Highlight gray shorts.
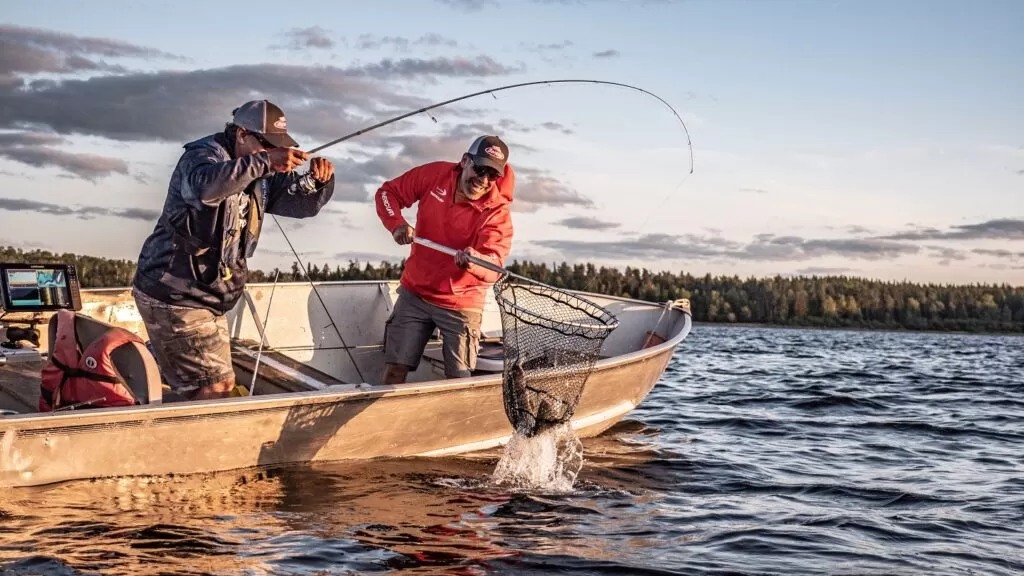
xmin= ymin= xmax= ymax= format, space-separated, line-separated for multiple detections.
xmin=132 ymin=287 xmax=235 ymax=391
xmin=384 ymin=286 xmax=482 ymax=378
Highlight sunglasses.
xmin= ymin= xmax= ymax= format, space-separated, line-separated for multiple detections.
xmin=246 ymin=131 xmax=277 ymax=149
xmin=472 ymin=164 xmax=501 ymax=180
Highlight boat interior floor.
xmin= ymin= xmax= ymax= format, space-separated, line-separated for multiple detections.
xmin=1 ymin=332 xmax=619 ymax=415
xmin=0 ymin=340 xmax=353 ymax=415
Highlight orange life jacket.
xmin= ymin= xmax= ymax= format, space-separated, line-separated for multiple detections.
xmin=39 ymin=310 xmax=142 ymax=412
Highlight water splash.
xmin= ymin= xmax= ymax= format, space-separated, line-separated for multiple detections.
xmin=490 ymin=422 xmax=584 ymax=493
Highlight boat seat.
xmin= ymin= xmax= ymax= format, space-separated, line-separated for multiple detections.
xmin=422 ymin=339 xmax=505 ymax=373
xmin=47 ymin=313 xmax=164 ymax=405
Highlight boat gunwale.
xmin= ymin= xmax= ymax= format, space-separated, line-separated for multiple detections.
xmin=0 ymin=293 xmax=691 ymax=430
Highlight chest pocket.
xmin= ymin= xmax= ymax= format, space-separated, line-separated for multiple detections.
xmin=224 ymin=180 xmax=266 ymax=264
xmin=242 ymin=180 xmax=267 ymax=258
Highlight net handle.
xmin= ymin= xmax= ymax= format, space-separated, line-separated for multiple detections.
xmin=413 ymin=237 xmax=534 ymax=283
xmin=414 ymin=236 xmax=619 ymax=332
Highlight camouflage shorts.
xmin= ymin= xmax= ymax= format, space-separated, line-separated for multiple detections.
xmin=132 ymin=287 xmax=235 ymax=392
xmin=384 ymin=285 xmax=481 ymax=378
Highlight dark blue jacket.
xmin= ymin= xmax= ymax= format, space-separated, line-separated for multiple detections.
xmin=133 ymin=133 xmax=335 ymax=314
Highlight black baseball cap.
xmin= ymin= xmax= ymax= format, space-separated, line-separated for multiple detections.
xmin=467 ymin=135 xmax=509 ymax=174
xmin=232 ymin=99 xmax=299 ymax=148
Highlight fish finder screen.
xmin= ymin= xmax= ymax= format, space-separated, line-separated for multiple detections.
xmin=1 ymin=265 xmax=77 ymax=311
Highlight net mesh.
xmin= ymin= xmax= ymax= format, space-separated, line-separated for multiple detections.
xmin=494 ymin=275 xmax=619 ymax=437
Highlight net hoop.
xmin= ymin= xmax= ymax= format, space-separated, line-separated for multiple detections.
xmin=493 ymin=278 xmax=619 ymax=338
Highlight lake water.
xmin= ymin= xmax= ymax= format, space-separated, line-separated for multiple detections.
xmin=1 ymin=325 xmax=1021 ymax=575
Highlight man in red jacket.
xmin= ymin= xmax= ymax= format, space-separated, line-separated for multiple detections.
xmin=375 ymin=135 xmax=514 ymax=384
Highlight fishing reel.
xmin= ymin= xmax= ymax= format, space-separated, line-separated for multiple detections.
xmin=0 ymin=316 xmax=43 ymax=367
xmin=0 ymin=315 xmax=42 ymax=350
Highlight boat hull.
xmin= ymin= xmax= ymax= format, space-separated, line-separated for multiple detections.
xmin=0 ymin=282 xmax=691 ymax=488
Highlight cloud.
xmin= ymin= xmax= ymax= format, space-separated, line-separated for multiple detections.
xmin=0 ymin=25 xmax=524 ymax=148
xmin=272 ymin=26 xmax=337 ymax=51
xmin=0 ymin=24 xmax=180 ymax=81
xmin=738 ymin=187 xmax=768 ymax=194
xmin=535 ymin=233 xmax=735 ymax=261
xmin=736 ymin=235 xmax=920 ymax=261
xmin=434 ymin=0 xmax=496 ymax=10
xmin=555 ymin=216 xmax=620 ymax=230
xmin=539 ymin=121 xmax=574 ymax=135
xmin=321 ymin=124 xmax=579 ymax=205
xmin=876 ymin=219 xmax=1024 ymax=241
xmin=533 ymin=232 xmax=920 ymax=263
xmin=347 ymin=55 xmax=519 ymax=80
xmin=972 ymin=248 xmax=1024 ymax=260
xmin=436 ymin=0 xmax=683 ymax=9
xmin=0 ymin=60 xmax=520 ymax=145
xmin=0 ymin=197 xmax=158 ymax=221
xmin=522 ymin=41 xmax=573 ymax=53
xmin=258 ymin=248 xmax=325 ymax=261
xmin=353 ymin=34 xmax=459 ymax=52
xmin=518 ymin=41 xmax=575 ymax=65
xmin=331 ymin=251 xmax=405 ymax=264
xmin=535 ymin=0 xmax=684 ymax=3
xmin=796 ymin=266 xmax=855 ymax=276
xmin=512 ymin=166 xmax=595 ymax=212
xmin=0 ymin=130 xmax=129 ymax=180
xmin=524 ymin=219 xmax=1020 ymax=267
xmin=593 ymin=49 xmax=620 ymax=59
xmin=417 ymin=33 xmax=460 ymax=48
xmin=926 ymin=246 xmax=969 ymax=266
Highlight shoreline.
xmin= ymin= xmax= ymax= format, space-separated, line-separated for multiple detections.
xmin=691 ymin=321 xmax=1024 ymax=338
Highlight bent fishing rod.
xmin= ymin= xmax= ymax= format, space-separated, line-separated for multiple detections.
xmin=267 ymin=79 xmax=695 ymax=384
xmin=306 ymin=78 xmax=694 ymax=174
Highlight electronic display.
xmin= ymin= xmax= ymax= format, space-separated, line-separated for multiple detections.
xmin=0 ymin=263 xmax=82 ymax=313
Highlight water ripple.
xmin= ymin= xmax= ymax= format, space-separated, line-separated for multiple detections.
xmin=0 ymin=325 xmax=1020 ymax=575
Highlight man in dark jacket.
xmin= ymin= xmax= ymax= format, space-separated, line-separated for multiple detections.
xmin=132 ymin=99 xmax=336 ymax=400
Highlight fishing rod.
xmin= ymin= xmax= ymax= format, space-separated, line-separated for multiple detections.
xmin=305 ymin=79 xmax=694 ymax=174
xmin=270 ymin=79 xmax=694 ymax=383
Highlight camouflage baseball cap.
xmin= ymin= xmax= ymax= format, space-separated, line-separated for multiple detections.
xmin=231 ymin=100 xmax=299 ymax=148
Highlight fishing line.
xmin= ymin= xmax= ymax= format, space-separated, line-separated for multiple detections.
xmin=249 ymin=269 xmax=280 ymax=395
xmin=270 ymin=214 xmax=366 ymax=383
xmin=269 ymin=79 xmax=695 ymax=382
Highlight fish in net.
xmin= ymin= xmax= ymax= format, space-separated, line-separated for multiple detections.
xmin=493 ymin=275 xmax=619 ymax=437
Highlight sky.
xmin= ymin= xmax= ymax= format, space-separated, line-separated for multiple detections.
xmin=1 ymin=0 xmax=1022 ymax=286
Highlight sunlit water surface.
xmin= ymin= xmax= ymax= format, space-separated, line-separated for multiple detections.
xmin=1 ymin=325 xmax=1021 ymax=575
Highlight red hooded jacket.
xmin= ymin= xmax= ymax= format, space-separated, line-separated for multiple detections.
xmin=375 ymin=161 xmax=514 ymax=311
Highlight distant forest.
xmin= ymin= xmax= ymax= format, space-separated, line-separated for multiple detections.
xmin=3 ymin=245 xmax=1022 ymax=334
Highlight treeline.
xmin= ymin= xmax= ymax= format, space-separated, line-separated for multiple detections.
xmin=0 ymin=246 xmax=138 ymax=288
xmin=3 ymin=246 xmax=1022 ymax=333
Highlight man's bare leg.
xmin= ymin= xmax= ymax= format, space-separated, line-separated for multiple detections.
xmin=382 ymin=363 xmax=409 ymax=385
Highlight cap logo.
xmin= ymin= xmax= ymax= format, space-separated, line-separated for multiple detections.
xmin=484 ymin=145 xmax=505 ymax=160
xmin=273 ymin=116 xmax=287 ymax=130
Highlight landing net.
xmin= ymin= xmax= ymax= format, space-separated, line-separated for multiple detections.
xmin=494 ymin=275 xmax=619 ymax=437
